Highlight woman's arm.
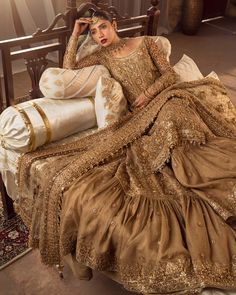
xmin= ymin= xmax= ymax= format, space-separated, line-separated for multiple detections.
xmin=133 ymin=37 xmax=178 ymax=108
xmin=63 ymin=34 xmax=101 ymax=69
xmin=63 ymin=35 xmax=80 ymax=69
xmin=63 ymin=18 xmax=101 ymax=69
xmin=144 ymin=36 xmax=178 ymax=97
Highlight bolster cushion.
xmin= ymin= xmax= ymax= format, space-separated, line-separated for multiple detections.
xmin=0 ymin=97 xmax=97 ymax=152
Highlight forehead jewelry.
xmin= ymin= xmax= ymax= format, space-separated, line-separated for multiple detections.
xmin=91 ymin=16 xmax=100 ymax=24
xmin=91 ymin=15 xmax=107 ymax=25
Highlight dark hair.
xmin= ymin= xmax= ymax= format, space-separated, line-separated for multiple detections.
xmin=91 ymin=10 xmax=113 ymax=23
xmin=79 ymin=10 xmax=114 ymax=35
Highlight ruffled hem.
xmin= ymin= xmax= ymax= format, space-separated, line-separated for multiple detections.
xmin=59 ymin=162 xmax=236 ymax=294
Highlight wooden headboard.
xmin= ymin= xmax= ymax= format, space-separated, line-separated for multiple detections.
xmin=0 ymin=0 xmax=160 ymax=112
xmin=0 ymin=0 xmax=160 ymax=220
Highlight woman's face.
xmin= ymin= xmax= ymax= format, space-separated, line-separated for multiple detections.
xmin=90 ymin=18 xmax=118 ymax=47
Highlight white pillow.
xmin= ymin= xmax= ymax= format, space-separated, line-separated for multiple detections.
xmin=173 ymin=54 xmax=204 ymax=82
xmin=77 ymin=34 xmax=101 ymax=61
xmin=0 ymin=97 xmax=96 ymax=152
xmin=152 ymin=36 xmax=171 ymax=62
xmin=95 ymin=76 xmax=128 ymax=128
xmin=206 ymin=71 xmax=220 ymax=80
xmin=39 ymin=66 xmax=110 ymax=99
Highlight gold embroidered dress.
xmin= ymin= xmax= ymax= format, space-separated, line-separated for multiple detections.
xmin=17 ymin=36 xmax=236 ymax=295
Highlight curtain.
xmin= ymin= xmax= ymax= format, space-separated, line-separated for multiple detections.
xmin=108 ymin=0 xmax=177 ymax=35
xmin=0 ymin=0 xmax=55 ymax=41
xmin=0 ymin=0 xmax=56 ymax=75
xmin=108 ymin=0 xmax=141 ymax=16
xmin=0 ymin=0 xmax=94 ymax=77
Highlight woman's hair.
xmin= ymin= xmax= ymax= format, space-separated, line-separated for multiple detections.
xmin=91 ymin=10 xmax=113 ymax=23
xmin=79 ymin=10 xmax=114 ymax=35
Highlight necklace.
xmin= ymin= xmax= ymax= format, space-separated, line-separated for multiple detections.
xmin=104 ymin=38 xmax=127 ymax=55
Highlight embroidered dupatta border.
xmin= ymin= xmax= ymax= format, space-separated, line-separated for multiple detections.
xmin=16 ymin=78 xmax=236 ymax=266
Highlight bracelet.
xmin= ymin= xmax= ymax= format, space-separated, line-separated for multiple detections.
xmin=145 ymin=88 xmax=153 ymax=98
xmin=144 ymin=89 xmax=153 ymax=100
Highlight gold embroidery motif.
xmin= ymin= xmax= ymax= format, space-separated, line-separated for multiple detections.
xmin=60 ymin=241 xmax=236 ymax=294
xmin=54 ymin=91 xmax=63 ymax=97
xmin=99 ymin=76 xmax=127 ymax=126
xmin=54 ymin=80 xmax=63 ymax=86
xmin=42 ymin=77 xmax=48 ymax=83
xmin=16 ymin=34 xmax=236 ymax=294
xmin=17 ymin=78 xmax=236 ymax=268
xmin=63 ymin=35 xmax=79 ymax=69
xmin=63 ymin=35 xmax=101 ymax=69
xmin=50 ymin=69 xmax=60 ymax=75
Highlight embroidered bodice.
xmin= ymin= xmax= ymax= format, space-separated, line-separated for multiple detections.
xmin=63 ymin=36 xmax=178 ymax=105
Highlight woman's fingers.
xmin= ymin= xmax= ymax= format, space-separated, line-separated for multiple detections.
xmin=134 ymin=98 xmax=145 ymax=107
xmin=77 ymin=18 xmax=93 ymax=24
xmin=133 ymin=96 xmax=142 ymax=106
xmin=132 ymin=93 xmax=150 ymax=108
xmin=73 ymin=18 xmax=93 ymax=35
xmin=134 ymin=98 xmax=149 ymax=108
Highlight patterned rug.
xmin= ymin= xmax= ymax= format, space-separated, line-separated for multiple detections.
xmin=0 ymin=203 xmax=30 ymax=270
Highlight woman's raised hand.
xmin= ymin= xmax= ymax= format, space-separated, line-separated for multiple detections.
xmin=72 ymin=18 xmax=93 ymax=37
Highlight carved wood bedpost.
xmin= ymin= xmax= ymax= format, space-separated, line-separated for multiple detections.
xmin=66 ymin=0 xmax=78 ymax=31
xmin=147 ymin=0 xmax=160 ymax=36
xmin=20 ymin=0 xmax=79 ymax=101
xmin=91 ymin=0 xmax=99 ymax=5
xmin=0 ymin=176 xmax=15 ymax=220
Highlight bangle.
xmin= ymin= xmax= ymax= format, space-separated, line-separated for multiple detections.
xmin=144 ymin=89 xmax=153 ymax=100
xmin=143 ymin=92 xmax=150 ymax=100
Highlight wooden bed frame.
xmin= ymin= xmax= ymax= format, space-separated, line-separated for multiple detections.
xmin=0 ymin=0 xmax=160 ymax=220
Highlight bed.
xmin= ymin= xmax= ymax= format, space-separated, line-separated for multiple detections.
xmin=0 ymin=0 xmax=160 ymax=220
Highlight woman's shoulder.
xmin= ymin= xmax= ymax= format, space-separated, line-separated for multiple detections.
xmin=128 ymin=35 xmax=159 ymax=48
xmin=125 ymin=36 xmax=149 ymax=52
xmin=126 ymin=36 xmax=143 ymax=46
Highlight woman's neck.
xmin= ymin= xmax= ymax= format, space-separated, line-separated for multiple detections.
xmin=110 ymin=35 xmax=122 ymax=45
xmin=105 ymin=38 xmax=127 ymax=55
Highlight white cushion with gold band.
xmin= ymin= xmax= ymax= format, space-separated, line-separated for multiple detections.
xmin=0 ymin=97 xmax=97 ymax=152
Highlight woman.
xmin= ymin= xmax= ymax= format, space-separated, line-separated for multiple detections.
xmin=17 ymin=10 xmax=236 ymax=295
xmin=63 ymin=11 xmax=177 ymax=110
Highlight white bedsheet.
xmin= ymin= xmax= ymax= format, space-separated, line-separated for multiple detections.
xmin=0 ymin=127 xmax=98 ymax=201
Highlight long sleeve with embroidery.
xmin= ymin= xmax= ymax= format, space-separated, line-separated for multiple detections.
xmin=63 ymin=35 xmax=101 ymax=69
xmin=63 ymin=35 xmax=80 ymax=69
xmin=76 ymin=51 xmax=101 ymax=69
xmin=144 ymin=37 xmax=178 ymax=98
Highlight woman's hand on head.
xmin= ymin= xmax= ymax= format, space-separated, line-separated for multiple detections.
xmin=132 ymin=93 xmax=150 ymax=109
xmin=72 ymin=18 xmax=93 ymax=37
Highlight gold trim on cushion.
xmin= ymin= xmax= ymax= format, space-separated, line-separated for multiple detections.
xmin=31 ymin=101 xmax=52 ymax=145
xmin=13 ymin=105 xmax=36 ymax=152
